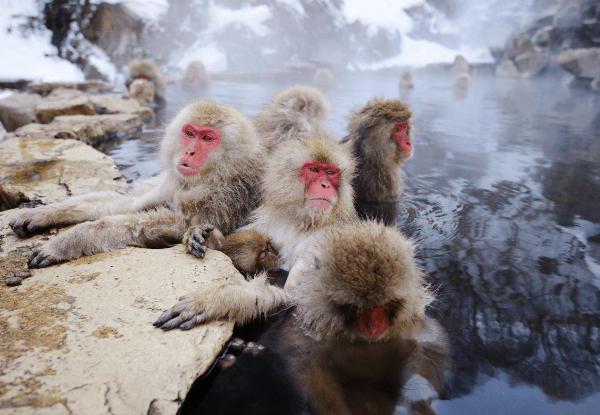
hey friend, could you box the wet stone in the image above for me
[0,93,42,132]
[27,80,112,96]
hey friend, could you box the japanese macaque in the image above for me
[183,221,448,415]
[183,60,209,88]
[126,59,166,106]
[399,71,414,89]
[8,101,263,268]
[254,85,329,152]
[452,54,469,75]
[344,99,413,202]
[128,78,155,107]
[154,137,356,330]
[313,68,336,89]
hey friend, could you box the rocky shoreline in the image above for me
[0,81,235,414]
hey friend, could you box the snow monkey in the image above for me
[126,59,166,106]
[8,101,263,268]
[154,137,357,330]
[182,221,448,415]
[343,99,413,202]
[128,78,155,107]
[254,85,329,152]
[182,60,209,88]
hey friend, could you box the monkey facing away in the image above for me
[154,137,357,330]
[126,59,166,106]
[182,60,209,88]
[344,99,413,203]
[8,101,263,268]
[183,221,448,415]
[254,85,329,152]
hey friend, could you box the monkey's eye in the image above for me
[202,135,213,141]
[309,166,319,173]
[326,169,336,176]
[184,129,195,137]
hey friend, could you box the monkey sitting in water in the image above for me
[8,101,264,269]
[183,221,448,415]
[126,59,166,107]
[344,98,414,204]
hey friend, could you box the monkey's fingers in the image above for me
[200,224,215,238]
[188,239,206,258]
[28,249,60,269]
[9,218,33,238]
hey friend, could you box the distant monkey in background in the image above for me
[344,99,413,202]
[183,60,209,88]
[254,85,329,152]
[9,101,263,268]
[126,59,166,106]
[128,78,155,107]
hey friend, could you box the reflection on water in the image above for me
[103,73,600,413]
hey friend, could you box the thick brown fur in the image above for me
[283,221,446,415]
[0,185,29,212]
[221,230,280,273]
[254,85,329,152]
[154,137,357,329]
[126,59,166,104]
[9,101,263,268]
[345,98,413,202]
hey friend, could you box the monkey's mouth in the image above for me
[177,163,199,176]
[306,198,333,210]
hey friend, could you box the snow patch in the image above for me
[209,3,272,37]
[99,0,169,22]
[179,43,228,73]
[0,0,83,82]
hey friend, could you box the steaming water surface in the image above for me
[105,73,600,414]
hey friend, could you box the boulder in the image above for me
[558,48,600,79]
[6,113,143,147]
[495,59,520,78]
[35,90,97,124]
[0,93,42,132]
[89,94,154,123]
[28,81,112,97]
[0,244,235,415]
[514,49,550,77]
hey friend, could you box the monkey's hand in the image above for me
[153,273,288,330]
[8,207,59,238]
[183,224,224,258]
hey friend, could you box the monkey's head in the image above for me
[263,138,355,228]
[257,86,329,151]
[161,101,260,184]
[348,98,413,165]
[126,59,160,87]
[289,221,431,343]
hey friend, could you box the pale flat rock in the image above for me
[6,113,143,147]
[0,93,42,132]
[35,92,97,124]
[28,81,112,96]
[90,94,154,123]
[0,246,235,415]
[0,136,125,204]
[558,48,600,80]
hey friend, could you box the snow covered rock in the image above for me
[0,93,42,132]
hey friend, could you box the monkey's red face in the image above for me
[300,161,340,210]
[390,121,412,158]
[177,123,222,176]
[355,303,396,339]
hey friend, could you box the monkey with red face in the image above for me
[126,59,166,106]
[154,137,356,330]
[8,101,263,268]
[344,99,413,203]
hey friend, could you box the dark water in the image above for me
[105,73,600,414]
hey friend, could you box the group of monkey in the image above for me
[7,80,448,413]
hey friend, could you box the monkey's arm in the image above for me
[8,173,173,238]
[28,207,184,268]
[303,366,352,415]
[153,271,288,330]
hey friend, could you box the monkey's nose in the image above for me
[187,151,196,156]
[321,182,330,188]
